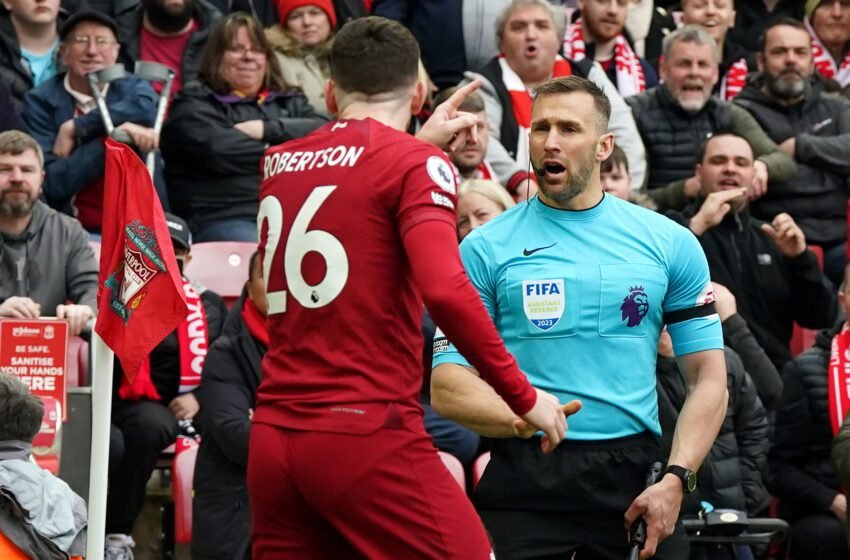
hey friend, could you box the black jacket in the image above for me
[726,0,804,55]
[373,0,466,88]
[722,313,783,412]
[193,296,265,560]
[112,285,227,405]
[769,326,842,520]
[734,79,850,246]
[657,346,770,515]
[669,205,838,370]
[0,9,70,113]
[160,86,326,233]
[627,85,732,190]
[113,0,221,92]
[0,79,24,132]
[476,55,592,162]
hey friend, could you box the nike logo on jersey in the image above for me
[523,243,557,256]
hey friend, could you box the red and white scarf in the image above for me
[828,323,850,435]
[499,54,572,166]
[451,160,497,184]
[120,277,209,400]
[720,57,749,101]
[563,19,646,97]
[806,17,850,87]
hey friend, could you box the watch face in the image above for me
[686,471,697,493]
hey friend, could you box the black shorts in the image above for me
[474,432,689,560]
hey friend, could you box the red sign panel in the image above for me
[0,319,69,421]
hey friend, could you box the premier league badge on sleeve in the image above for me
[522,279,565,331]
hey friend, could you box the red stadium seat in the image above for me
[66,335,89,387]
[173,445,198,544]
[438,451,466,492]
[186,242,256,305]
[472,452,491,489]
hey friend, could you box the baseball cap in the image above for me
[165,213,191,251]
[59,10,119,41]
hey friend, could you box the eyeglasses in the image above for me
[226,44,267,57]
[69,35,117,49]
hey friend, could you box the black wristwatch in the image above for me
[664,465,697,494]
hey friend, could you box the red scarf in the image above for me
[806,17,850,87]
[119,277,209,400]
[451,160,497,184]
[720,57,749,101]
[563,19,646,97]
[828,323,850,435]
[241,297,269,347]
[499,54,572,166]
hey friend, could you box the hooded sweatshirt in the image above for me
[0,200,98,313]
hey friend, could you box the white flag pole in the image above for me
[86,330,115,560]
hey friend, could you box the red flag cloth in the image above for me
[95,139,187,387]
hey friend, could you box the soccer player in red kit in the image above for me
[248,16,568,559]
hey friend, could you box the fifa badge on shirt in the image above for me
[522,279,565,331]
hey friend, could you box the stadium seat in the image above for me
[439,451,466,492]
[186,242,255,305]
[66,335,89,387]
[173,445,198,544]
[472,452,491,489]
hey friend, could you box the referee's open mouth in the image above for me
[541,159,567,182]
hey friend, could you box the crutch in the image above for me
[86,63,132,144]
[133,61,175,178]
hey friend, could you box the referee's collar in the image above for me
[532,191,608,221]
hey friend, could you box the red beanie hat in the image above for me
[276,0,337,30]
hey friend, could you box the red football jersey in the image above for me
[254,118,461,434]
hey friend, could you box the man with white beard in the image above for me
[626,25,795,211]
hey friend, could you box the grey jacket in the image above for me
[0,200,98,313]
[462,0,509,74]
[0,441,87,559]
[465,60,647,190]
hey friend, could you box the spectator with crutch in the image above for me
[21,10,166,237]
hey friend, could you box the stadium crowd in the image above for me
[2,0,850,558]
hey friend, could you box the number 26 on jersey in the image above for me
[258,186,350,315]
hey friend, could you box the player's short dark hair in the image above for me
[533,76,611,134]
[433,87,486,114]
[248,251,262,281]
[601,145,628,174]
[199,13,287,94]
[0,374,44,443]
[0,130,44,168]
[697,132,753,164]
[758,17,809,53]
[329,16,420,96]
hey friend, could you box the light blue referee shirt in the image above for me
[432,194,723,440]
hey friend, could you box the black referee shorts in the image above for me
[474,431,689,560]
